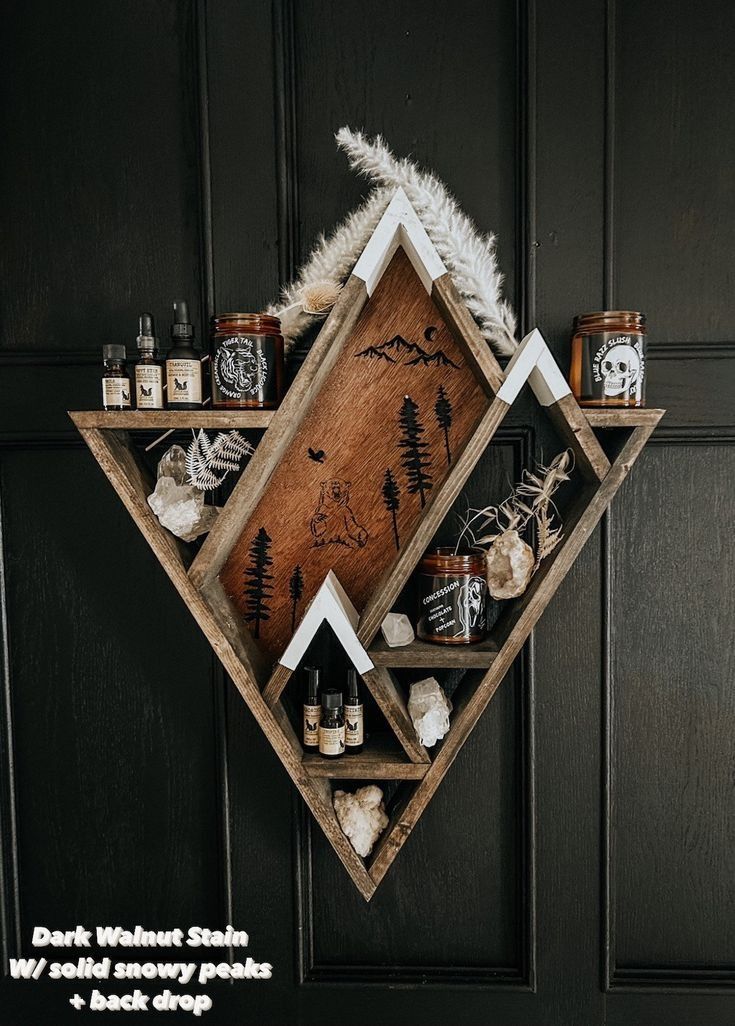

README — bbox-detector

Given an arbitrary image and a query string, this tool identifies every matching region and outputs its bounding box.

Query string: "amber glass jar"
[570,310,647,407]
[210,313,284,408]
[417,549,488,645]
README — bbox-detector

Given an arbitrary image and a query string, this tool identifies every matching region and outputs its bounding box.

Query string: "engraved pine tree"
[288,564,304,633]
[434,384,453,466]
[243,527,274,639]
[381,468,401,550]
[398,395,433,508]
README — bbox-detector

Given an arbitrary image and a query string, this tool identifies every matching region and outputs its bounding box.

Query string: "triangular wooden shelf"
[70,189,664,900]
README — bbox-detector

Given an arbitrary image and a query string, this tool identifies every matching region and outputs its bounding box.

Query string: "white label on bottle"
[135,364,163,409]
[166,359,202,403]
[102,377,131,409]
[344,704,364,746]
[303,705,320,747]
[319,725,345,757]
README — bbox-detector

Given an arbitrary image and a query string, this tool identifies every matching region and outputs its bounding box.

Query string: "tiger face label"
[213,336,278,405]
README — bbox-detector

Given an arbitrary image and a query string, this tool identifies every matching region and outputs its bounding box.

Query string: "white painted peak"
[351,187,447,296]
[279,570,374,674]
[496,328,571,407]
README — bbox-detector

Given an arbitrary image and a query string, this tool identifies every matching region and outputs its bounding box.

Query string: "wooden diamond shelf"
[302,733,429,780]
[70,189,664,900]
[368,635,499,668]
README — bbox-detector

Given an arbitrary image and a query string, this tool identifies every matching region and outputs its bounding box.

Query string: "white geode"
[147,477,219,542]
[486,528,534,599]
[157,444,188,485]
[381,611,415,648]
[408,677,452,747]
[333,785,389,858]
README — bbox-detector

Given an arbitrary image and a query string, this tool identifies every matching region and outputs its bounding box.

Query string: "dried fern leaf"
[186,430,254,491]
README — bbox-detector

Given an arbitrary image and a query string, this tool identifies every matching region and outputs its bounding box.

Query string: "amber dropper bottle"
[344,669,364,754]
[318,690,345,759]
[102,344,131,410]
[134,313,164,410]
[166,301,203,409]
[303,666,320,749]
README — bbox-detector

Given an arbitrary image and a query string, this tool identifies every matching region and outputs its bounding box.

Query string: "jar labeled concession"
[569,310,647,407]
[210,313,284,409]
[417,548,488,645]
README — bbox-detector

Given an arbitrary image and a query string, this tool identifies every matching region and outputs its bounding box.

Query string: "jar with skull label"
[570,311,647,407]
[416,549,488,645]
[210,314,284,409]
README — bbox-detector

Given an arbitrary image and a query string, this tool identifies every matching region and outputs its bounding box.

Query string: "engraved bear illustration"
[310,479,368,549]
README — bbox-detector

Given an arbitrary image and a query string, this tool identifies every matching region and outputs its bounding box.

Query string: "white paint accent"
[279,570,374,674]
[496,328,572,407]
[352,187,447,296]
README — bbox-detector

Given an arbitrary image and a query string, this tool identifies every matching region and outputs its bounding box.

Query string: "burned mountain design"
[355,333,460,369]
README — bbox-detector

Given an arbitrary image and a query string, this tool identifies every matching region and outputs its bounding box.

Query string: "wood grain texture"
[76,425,376,900]
[219,249,490,661]
[70,411,275,429]
[356,395,510,644]
[546,393,610,482]
[303,733,429,779]
[368,418,663,888]
[610,444,735,972]
[368,635,499,668]
[188,274,369,589]
[430,273,505,394]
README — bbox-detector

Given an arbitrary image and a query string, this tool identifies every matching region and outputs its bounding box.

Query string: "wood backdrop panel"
[611,444,735,970]
[220,249,489,661]
[0,448,221,930]
[613,0,735,342]
[0,0,202,354]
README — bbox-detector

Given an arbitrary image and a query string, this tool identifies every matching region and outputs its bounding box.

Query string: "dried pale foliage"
[265,128,518,357]
[456,450,573,571]
[268,187,392,351]
[336,127,517,356]
[185,430,254,492]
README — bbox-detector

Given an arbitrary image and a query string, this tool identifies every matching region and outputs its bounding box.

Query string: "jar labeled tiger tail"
[417,549,488,645]
[570,311,647,407]
[210,313,284,409]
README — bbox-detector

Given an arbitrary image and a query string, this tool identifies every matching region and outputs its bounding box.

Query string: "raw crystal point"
[157,444,188,485]
[333,785,389,858]
[147,477,220,542]
[486,528,534,599]
[381,611,415,648]
[408,677,452,747]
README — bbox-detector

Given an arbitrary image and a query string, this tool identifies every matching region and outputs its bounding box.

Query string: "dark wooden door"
[1,2,733,1024]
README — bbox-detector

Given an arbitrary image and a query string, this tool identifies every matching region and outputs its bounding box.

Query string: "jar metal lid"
[420,547,486,574]
[211,312,282,334]
[573,310,646,331]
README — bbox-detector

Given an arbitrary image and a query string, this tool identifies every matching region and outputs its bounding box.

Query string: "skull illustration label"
[212,335,278,405]
[582,333,646,403]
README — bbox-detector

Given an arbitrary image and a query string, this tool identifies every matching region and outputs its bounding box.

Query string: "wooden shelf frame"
[70,203,664,899]
[70,388,662,901]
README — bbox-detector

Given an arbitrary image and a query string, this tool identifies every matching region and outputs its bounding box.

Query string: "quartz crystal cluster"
[485,528,534,599]
[380,611,415,647]
[408,677,452,747]
[333,785,389,858]
[147,445,220,542]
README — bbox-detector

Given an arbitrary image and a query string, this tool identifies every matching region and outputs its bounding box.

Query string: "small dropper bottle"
[318,690,345,759]
[102,344,131,410]
[303,666,320,749]
[134,313,164,410]
[344,669,364,754]
[166,301,203,409]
